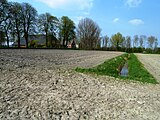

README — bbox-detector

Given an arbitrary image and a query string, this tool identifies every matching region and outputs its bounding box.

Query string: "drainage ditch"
[120,62,128,77]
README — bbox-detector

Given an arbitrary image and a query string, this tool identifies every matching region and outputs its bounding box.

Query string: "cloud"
[128,19,144,26]
[35,0,93,12]
[113,18,119,23]
[74,16,84,25]
[125,0,142,7]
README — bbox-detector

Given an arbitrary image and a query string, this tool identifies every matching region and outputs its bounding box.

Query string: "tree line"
[0,0,159,53]
[102,33,159,53]
[0,0,77,48]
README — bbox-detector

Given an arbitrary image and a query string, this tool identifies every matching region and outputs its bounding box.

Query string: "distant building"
[13,35,45,47]
[67,39,79,49]
[13,34,58,48]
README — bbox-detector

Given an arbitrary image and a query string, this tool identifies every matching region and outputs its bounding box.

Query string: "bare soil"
[0,49,160,120]
[136,53,160,82]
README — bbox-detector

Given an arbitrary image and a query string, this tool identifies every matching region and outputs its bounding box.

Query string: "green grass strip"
[75,54,128,78]
[75,53,158,84]
[128,54,157,84]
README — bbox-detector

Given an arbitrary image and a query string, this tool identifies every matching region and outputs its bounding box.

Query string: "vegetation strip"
[128,54,157,84]
[76,53,158,84]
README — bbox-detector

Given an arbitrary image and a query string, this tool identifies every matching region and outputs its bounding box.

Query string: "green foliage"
[29,40,38,48]
[76,53,158,84]
[47,34,58,48]
[1,1,159,50]
[156,48,160,54]
[147,36,157,49]
[111,32,124,50]
[76,54,129,77]
[128,54,157,84]
[131,47,145,53]
[38,13,59,47]
[36,44,46,48]
[59,16,76,47]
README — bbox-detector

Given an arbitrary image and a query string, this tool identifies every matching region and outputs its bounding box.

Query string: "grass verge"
[76,54,129,78]
[75,53,158,84]
[128,54,157,84]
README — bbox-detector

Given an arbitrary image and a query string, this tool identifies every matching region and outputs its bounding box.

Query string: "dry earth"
[0,49,160,120]
[136,53,160,82]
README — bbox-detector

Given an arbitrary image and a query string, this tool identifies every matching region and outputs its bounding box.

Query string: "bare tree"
[10,2,23,48]
[0,1,12,47]
[154,38,158,51]
[77,18,101,49]
[139,35,147,48]
[0,0,8,25]
[21,3,37,48]
[2,17,12,47]
[121,37,126,48]
[125,36,131,48]
[133,35,139,47]
[38,13,58,47]
[148,36,157,49]
[102,35,109,48]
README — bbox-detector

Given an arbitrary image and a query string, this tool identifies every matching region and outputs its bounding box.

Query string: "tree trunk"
[15,19,21,48]
[24,33,28,48]
[17,32,21,48]
[5,31,9,48]
[63,35,66,47]
[66,40,68,48]
[46,31,48,47]
[116,41,119,50]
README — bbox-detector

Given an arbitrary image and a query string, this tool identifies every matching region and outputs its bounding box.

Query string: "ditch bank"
[76,53,157,84]
[119,62,128,77]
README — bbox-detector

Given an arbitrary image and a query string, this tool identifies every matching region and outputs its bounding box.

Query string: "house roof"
[13,35,47,46]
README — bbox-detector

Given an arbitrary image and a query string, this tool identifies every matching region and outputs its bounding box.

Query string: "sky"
[8,0,160,43]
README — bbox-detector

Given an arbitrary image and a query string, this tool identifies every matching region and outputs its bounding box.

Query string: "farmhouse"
[67,39,79,49]
[12,34,79,49]
[13,34,58,48]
